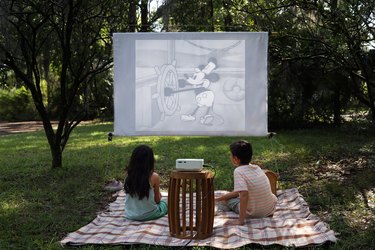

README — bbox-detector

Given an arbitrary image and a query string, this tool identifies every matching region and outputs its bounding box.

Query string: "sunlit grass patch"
[0,198,27,213]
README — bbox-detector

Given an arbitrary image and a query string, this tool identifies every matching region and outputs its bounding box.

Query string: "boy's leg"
[226,197,240,214]
[215,198,240,214]
[215,201,231,213]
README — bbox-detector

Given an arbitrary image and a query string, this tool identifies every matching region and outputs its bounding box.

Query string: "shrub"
[0,87,38,121]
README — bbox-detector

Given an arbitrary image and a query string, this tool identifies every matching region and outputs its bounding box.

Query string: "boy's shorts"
[227,198,240,214]
[216,198,240,214]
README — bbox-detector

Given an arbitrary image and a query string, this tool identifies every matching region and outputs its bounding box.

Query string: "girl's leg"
[140,201,168,221]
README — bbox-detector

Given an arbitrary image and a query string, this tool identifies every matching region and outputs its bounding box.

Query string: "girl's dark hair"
[229,140,252,165]
[124,145,155,200]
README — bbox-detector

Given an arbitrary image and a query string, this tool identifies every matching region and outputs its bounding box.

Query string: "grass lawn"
[0,122,374,249]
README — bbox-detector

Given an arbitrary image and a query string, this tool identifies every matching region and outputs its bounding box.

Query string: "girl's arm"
[150,172,162,204]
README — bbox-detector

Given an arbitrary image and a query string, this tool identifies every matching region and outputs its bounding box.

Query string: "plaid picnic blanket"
[60,188,337,248]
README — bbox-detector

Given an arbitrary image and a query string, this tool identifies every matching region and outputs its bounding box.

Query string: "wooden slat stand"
[168,170,214,240]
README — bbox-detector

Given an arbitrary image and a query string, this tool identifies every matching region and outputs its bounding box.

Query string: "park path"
[0,121,57,136]
[0,120,96,136]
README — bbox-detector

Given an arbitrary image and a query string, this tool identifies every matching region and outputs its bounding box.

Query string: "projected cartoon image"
[164,57,221,126]
[114,32,269,136]
[135,39,245,132]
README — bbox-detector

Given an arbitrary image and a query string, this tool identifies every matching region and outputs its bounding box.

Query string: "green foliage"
[264,0,375,125]
[0,87,38,121]
[0,122,374,249]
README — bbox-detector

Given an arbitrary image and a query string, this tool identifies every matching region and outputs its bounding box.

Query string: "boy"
[215,140,277,225]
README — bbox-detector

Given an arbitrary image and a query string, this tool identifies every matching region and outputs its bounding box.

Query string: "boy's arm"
[237,190,249,225]
[215,191,239,202]
[224,190,249,226]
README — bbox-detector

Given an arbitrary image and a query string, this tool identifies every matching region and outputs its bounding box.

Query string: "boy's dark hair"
[124,144,155,200]
[229,140,253,165]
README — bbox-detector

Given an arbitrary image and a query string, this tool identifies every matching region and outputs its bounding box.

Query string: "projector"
[175,159,204,171]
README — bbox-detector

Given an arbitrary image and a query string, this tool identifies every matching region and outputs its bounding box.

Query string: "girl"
[124,145,168,221]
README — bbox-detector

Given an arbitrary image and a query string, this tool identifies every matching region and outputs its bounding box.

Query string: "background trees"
[0,0,374,168]
[264,0,375,127]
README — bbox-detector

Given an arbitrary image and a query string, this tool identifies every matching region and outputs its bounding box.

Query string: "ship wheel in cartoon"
[153,60,180,121]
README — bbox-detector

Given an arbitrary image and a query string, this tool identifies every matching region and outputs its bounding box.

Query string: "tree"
[319,0,375,122]
[0,0,127,168]
[229,0,375,125]
[156,0,218,31]
[257,0,375,124]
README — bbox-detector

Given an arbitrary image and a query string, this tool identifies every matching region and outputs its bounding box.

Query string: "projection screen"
[114,32,268,136]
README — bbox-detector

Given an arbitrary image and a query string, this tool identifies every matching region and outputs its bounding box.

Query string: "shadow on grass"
[281,152,375,250]
[0,165,115,248]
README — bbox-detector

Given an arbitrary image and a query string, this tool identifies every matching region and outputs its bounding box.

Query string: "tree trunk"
[210,0,214,31]
[39,104,63,168]
[223,0,233,31]
[367,86,375,124]
[128,0,137,32]
[140,0,149,32]
[369,99,375,123]
[161,0,171,31]
[43,44,52,110]
[51,144,62,168]
[333,81,341,125]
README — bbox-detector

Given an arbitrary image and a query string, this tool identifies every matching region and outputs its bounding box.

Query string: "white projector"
[175,159,204,171]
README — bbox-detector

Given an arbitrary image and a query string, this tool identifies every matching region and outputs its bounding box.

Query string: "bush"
[0,87,38,121]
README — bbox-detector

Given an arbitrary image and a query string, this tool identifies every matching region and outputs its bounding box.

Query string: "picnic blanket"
[60,188,337,248]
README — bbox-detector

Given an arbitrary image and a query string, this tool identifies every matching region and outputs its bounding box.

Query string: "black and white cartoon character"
[178,57,220,125]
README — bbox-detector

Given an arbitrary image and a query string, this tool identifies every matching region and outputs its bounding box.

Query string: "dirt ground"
[0,121,58,136]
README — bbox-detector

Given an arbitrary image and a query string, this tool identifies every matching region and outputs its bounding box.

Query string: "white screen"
[114,32,268,136]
